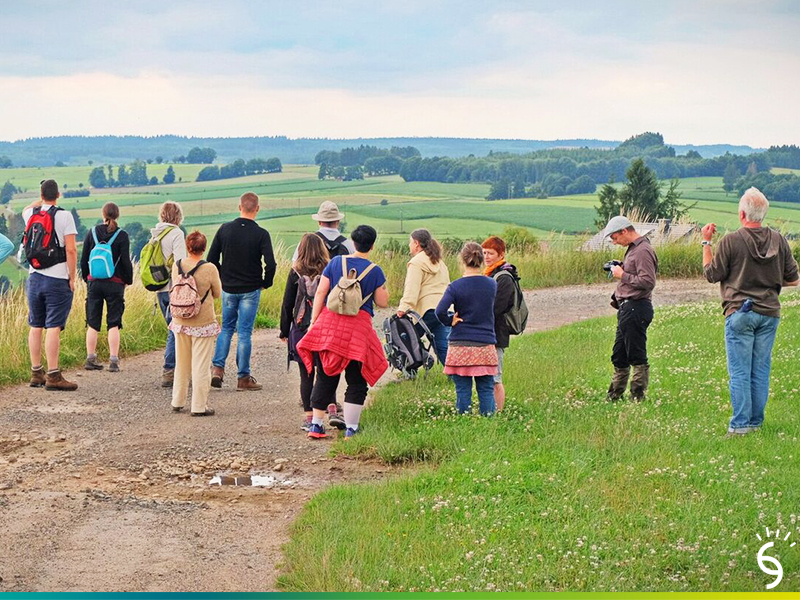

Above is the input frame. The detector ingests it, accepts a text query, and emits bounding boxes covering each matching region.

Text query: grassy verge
[280,298,800,592]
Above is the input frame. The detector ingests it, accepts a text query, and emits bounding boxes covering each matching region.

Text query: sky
[1,0,799,146]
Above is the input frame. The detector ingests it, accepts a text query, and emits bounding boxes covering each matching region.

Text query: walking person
[208,192,276,391]
[280,233,330,431]
[144,201,186,387]
[702,187,799,436]
[296,225,389,439]
[603,216,658,402]
[170,232,222,416]
[482,235,522,412]
[22,179,79,391]
[80,203,133,372]
[435,243,498,416]
[291,200,355,261]
[397,228,451,364]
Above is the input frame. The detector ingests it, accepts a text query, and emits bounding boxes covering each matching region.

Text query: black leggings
[309,352,368,411]
[298,360,315,412]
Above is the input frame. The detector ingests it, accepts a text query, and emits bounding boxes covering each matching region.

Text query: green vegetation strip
[281,300,800,592]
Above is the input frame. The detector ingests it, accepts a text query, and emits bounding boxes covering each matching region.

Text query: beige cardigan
[170,259,222,327]
[398,251,450,316]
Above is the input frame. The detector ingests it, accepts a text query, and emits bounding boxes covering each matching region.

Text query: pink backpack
[169,260,211,319]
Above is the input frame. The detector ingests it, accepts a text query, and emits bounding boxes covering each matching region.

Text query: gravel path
[0,278,721,591]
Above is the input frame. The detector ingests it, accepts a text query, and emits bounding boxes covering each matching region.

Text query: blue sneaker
[344,427,359,439]
[307,423,327,439]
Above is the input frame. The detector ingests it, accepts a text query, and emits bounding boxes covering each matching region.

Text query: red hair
[481,236,506,256]
[186,231,207,255]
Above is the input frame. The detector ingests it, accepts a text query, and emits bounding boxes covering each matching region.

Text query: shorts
[86,279,126,331]
[494,347,505,384]
[27,271,74,330]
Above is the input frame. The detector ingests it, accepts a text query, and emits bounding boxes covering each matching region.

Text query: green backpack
[140,227,176,291]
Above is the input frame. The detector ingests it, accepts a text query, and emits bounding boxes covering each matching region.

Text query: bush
[500,226,539,255]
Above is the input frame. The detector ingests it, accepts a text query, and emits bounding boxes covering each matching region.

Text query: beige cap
[312,201,345,222]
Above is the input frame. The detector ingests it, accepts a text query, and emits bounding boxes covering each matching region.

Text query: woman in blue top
[435,242,497,415]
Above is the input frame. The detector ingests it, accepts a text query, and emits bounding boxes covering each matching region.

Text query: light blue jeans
[724,310,780,432]
[453,374,495,416]
[212,289,261,379]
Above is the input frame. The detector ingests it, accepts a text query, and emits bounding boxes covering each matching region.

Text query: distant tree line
[196,157,281,182]
[173,147,217,164]
[0,156,12,169]
[89,161,161,188]
[316,145,420,179]
[734,172,800,203]
[63,188,91,198]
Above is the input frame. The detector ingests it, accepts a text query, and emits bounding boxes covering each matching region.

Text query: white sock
[312,416,324,426]
[343,402,364,430]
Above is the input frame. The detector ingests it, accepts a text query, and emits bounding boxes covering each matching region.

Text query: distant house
[581,219,697,251]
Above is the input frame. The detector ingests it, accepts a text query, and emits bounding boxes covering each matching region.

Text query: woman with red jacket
[296,225,389,440]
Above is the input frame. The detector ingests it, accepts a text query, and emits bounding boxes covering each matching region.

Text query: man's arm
[702,224,729,284]
[65,234,78,291]
[206,229,222,269]
[618,251,657,291]
[261,231,277,289]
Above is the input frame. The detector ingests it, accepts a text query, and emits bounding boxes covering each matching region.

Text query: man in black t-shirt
[208,192,276,391]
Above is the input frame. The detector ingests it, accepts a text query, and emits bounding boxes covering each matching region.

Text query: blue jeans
[213,289,261,379]
[157,291,175,370]
[453,374,495,415]
[419,309,451,364]
[724,310,780,431]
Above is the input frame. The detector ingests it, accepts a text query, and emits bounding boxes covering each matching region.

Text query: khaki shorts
[494,347,505,384]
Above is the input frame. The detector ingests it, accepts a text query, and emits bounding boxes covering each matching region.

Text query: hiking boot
[45,370,78,391]
[307,423,327,439]
[108,360,120,373]
[191,408,216,417]
[30,367,46,388]
[237,375,262,391]
[630,364,650,401]
[84,357,104,371]
[211,366,224,388]
[606,366,630,401]
[161,368,174,388]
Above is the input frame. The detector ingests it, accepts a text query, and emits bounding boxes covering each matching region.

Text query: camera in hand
[603,260,622,272]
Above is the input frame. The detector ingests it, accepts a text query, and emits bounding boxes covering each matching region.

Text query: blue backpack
[88,227,121,279]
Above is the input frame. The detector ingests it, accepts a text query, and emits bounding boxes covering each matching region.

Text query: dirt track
[0,279,720,591]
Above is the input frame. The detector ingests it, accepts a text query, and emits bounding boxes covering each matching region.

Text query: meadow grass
[280,297,800,592]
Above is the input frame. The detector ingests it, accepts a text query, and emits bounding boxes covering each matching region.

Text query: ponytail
[102,202,120,233]
[411,228,442,264]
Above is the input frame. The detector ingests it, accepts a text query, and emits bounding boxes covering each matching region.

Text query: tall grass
[280,299,800,592]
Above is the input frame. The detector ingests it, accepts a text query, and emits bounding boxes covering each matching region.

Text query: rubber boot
[630,364,650,401]
[607,366,630,401]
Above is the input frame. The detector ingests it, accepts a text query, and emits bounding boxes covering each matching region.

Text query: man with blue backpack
[80,202,133,373]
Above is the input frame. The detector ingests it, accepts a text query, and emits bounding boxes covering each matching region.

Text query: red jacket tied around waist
[296,307,388,386]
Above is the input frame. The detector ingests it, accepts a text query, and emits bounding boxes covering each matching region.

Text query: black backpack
[23,206,67,270]
[315,231,349,257]
[292,274,320,331]
[382,311,436,379]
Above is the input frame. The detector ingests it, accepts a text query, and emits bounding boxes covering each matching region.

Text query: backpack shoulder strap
[107,228,121,246]
[341,256,348,278]
[355,261,377,282]
[92,227,100,245]
[176,259,186,277]
[186,260,206,277]
[154,226,175,243]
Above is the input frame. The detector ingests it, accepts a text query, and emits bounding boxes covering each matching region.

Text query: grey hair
[739,187,769,223]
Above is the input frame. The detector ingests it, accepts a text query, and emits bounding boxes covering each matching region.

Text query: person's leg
[608,310,630,399]
[475,374,496,416]
[28,327,44,369]
[157,291,176,371]
[44,328,62,370]
[212,291,239,374]
[494,347,505,411]
[108,327,120,359]
[172,333,191,408]
[86,327,99,356]
[749,315,780,429]
[298,361,314,426]
[27,273,47,369]
[342,360,368,432]
[105,284,125,364]
[421,309,450,364]
[309,353,341,436]
[234,289,261,380]
[626,300,653,400]
[452,375,473,414]
[724,311,756,433]
[42,276,74,372]
[190,336,216,414]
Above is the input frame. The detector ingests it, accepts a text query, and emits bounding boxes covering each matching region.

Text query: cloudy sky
[1,0,799,146]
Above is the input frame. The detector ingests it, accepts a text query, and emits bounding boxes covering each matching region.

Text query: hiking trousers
[172,333,216,413]
[611,299,653,369]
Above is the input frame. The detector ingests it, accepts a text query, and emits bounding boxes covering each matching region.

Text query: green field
[281,298,800,592]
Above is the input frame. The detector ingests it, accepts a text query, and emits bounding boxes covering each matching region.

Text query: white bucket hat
[312,201,345,222]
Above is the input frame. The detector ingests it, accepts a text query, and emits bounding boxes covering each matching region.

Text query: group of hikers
[8,179,799,439]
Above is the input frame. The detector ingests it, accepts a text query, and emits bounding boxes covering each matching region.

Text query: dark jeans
[157,290,175,370]
[298,360,316,412]
[416,308,450,364]
[309,352,368,411]
[611,299,653,368]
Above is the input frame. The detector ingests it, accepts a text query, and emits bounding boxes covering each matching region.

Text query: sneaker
[30,367,46,388]
[237,375,263,391]
[301,416,313,432]
[307,423,328,439]
[84,357,104,371]
[161,368,174,388]
[344,427,359,439]
[211,366,224,388]
[327,403,346,430]
[108,360,120,373]
[45,369,78,391]
[190,408,216,417]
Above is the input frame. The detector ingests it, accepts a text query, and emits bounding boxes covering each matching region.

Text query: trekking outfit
[207,218,276,390]
[296,255,388,438]
[486,262,525,384]
[398,251,451,363]
[80,224,133,333]
[435,276,498,415]
[144,223,186,384]
[608,236,658,401]
[169,259,222,415]
[22,204,78,391]
[704,227,799,433]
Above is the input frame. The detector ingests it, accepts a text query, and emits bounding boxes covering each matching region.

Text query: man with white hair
[702,187,799,437]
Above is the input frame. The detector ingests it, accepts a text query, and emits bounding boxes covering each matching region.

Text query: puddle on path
[208,474,294,488]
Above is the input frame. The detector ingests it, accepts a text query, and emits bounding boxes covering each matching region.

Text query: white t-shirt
[22,204,78,280]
